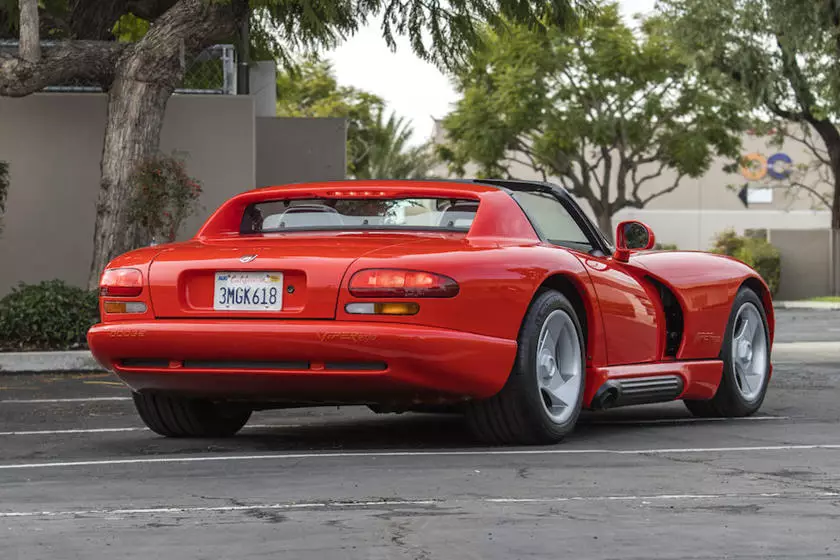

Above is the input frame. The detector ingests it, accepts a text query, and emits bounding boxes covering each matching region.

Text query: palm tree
[354,109,437,180]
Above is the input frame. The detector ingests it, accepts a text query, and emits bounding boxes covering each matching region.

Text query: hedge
[711,229,781,296]
[0,280,100,351]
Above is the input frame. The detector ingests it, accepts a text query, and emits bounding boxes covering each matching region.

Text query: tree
[277,58,437,180]
[355,109,437,180]
[437,1,745,237]
[276,58,385,178]
[0,0,587,289]
[660,0,840,231]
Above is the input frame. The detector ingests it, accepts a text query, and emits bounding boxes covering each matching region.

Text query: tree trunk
[596,210,613,243]
[86,0,237,288]
[811,120,840,230]
[19,0,40,63]
[88,74,174,286]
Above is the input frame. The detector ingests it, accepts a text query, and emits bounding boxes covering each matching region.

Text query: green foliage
[0,160,8,236]
[3,0,588,69]
[276,58,436,179]
[654,243,679,251]
[250,0,590,71]
[660,0,840,224]
[127,153,203,244]
[355,109,437,180]
[438,1,746,234]
[711,229,781,295]
[0,280,100,351]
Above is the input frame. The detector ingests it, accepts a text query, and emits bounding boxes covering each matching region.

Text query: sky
[325,0,657,146]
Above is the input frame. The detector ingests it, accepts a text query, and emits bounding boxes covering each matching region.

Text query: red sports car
[87,179,774,445]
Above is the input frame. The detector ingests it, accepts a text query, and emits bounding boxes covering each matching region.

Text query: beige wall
[256,117,346,187]
[0,93,256,295]
[767,230,835,300]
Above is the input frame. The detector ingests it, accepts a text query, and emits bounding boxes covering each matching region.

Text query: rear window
[240,198,479,234]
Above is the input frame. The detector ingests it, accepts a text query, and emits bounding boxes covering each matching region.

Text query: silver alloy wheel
[731,302,768,401]
[535,310,583,424]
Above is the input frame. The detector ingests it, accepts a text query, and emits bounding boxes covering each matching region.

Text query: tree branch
[0,41,125,96]
[630,161,668,204]
[785,180,833,208]
[783,124,830,166]
[638,172,685,208]
[19,0,40,62]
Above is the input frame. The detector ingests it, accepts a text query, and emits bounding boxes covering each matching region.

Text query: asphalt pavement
[1,309,840,559]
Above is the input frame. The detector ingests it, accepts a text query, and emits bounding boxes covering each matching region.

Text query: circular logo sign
[740,152,793,181]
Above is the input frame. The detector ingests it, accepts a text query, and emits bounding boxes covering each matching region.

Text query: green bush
[654,243,679,251]
[0,280,100,351]
[711,229,781,296]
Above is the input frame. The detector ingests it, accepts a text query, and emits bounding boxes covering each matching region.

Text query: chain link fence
[0,41,236,95]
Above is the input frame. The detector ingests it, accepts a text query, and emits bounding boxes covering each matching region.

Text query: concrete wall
[767,230,834,300]
[0,94,348,297]
[255,117,346,188]
[0,93,255,295]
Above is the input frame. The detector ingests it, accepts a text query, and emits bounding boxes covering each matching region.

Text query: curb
[773,301,840,310]
[0,351,106,374]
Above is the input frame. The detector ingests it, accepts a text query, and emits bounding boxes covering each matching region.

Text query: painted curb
[773,301,840,310]
[0,351,106,374]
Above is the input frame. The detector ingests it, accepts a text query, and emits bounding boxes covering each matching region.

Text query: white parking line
[0,427,145,436]
[1,443,839,471]
[1,491,838,519]
[0,424,303,436]
[588,416,789,425]
[0,397,132,404]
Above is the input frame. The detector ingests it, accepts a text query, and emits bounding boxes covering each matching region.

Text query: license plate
[214,272,283,311]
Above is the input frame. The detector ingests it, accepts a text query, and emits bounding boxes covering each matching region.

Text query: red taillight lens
[349,269,459,298]
[100,268,143,297]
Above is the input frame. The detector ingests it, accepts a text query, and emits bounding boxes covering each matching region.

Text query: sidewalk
[0,351,105,374]
[773,301,840,310]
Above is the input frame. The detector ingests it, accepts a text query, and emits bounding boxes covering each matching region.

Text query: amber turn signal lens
[375,302,419,315]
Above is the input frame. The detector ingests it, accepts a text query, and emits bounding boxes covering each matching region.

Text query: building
[430,120,831,250]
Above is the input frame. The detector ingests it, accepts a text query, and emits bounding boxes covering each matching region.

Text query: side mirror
[614,220,655,262]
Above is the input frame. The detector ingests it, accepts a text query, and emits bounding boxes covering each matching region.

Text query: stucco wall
[0,93,257,295]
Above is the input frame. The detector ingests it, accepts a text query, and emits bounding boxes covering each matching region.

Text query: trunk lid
[147,233,439,319]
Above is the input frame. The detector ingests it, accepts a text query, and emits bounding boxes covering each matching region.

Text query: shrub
[711,229,781,296]
[127,152,202,245]
[0,280,100,351]
[654,243,679,251]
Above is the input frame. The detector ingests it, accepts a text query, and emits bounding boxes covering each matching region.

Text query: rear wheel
[685,287,771,418]
[133,392,251,437]
[466,290,585,445]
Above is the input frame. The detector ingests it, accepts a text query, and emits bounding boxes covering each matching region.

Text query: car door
[511,190,660,366]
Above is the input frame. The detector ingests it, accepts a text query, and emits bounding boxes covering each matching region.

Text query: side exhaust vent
[591,375,684,409]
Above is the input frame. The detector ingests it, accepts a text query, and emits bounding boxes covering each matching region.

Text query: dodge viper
[87,179,774,445]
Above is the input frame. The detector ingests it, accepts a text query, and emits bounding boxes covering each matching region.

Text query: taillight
[349,269,459,298]
[100,268,143,297]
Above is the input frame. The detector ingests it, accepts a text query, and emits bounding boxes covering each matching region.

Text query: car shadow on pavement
[90,403,705,455]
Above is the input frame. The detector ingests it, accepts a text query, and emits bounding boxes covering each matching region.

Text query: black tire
[684,287,771,418]
[133,392,251,438]
[465,290,586,445]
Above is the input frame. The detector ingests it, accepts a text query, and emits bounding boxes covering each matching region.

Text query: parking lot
[1,309,839,559]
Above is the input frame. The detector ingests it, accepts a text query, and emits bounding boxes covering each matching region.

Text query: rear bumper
[87,320,517,403]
